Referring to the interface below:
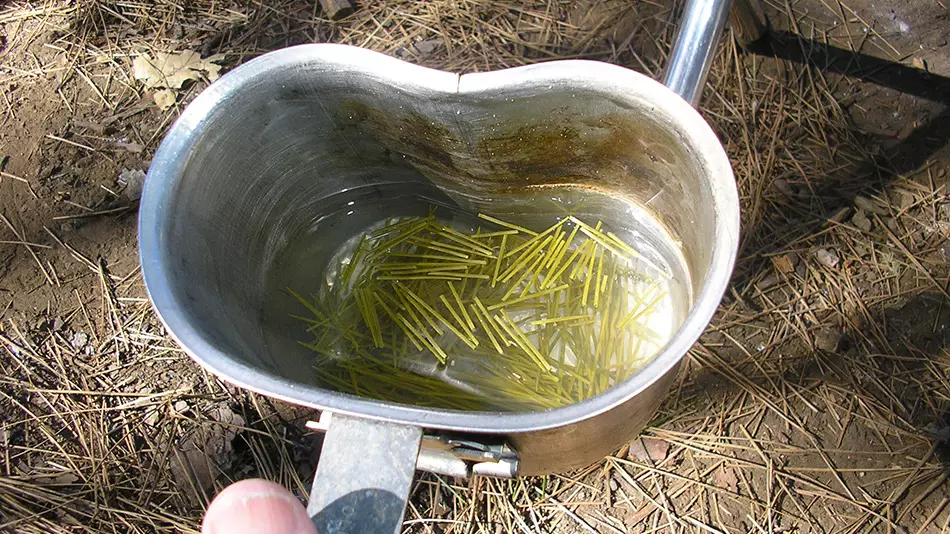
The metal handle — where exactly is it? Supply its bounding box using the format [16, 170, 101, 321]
[663, 0, 735, 106]
[308, 413, 422, 534]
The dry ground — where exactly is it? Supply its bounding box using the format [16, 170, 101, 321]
[2, 0, 950, 532]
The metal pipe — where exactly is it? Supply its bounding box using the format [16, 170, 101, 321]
[663, 0, 735, 107]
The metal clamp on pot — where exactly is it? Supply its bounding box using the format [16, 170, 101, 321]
[307, 411, 520, 482]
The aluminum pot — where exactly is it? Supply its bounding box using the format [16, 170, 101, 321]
[139, 41, 738, 532]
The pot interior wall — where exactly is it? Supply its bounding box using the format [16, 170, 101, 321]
[155, 58, 721, 409]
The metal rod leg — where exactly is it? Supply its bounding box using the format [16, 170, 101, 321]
[663, 0, 734, 107]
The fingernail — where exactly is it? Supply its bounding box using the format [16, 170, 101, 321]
[204, 482, 314, 534]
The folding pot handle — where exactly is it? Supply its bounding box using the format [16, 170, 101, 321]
[307, 413, 422, 534]
[663, 0, 734, 106]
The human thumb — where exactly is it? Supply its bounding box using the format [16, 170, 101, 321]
[202, 478, 317, 534]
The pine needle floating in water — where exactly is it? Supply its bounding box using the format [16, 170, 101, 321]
[289, 212, 676, 411]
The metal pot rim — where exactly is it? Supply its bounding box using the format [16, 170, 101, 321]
[139, 43, 739, 434]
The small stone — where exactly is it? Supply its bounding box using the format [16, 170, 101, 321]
[52, 472, 79, 484]
[773, 178, 796, 196]
[814, 248, 839, 269]
[830, 207, 851, 223]
[69, 332, 88, 349]
[814, 327, 841, 352]
[794, 256, 807, 277]
[52, 318, 63, 331]
[113, 139, 144, 153]
[413, 39, 441, 55]
[117, 168, 146, 201]
[852, 210, 872, 232]
[173, 400, 188, 413]
[890, 189, 915, 210]
[143, 408, 160, 427]
[756, 274, 781, 291]
[854, 195, 887, 215]
[15, 461, 30, 476]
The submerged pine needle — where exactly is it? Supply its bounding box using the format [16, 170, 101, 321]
[503, 241, 551, 300]
[448, 282, 475, 330]
[290, 210, 676, 411]
[493, 312, 546, 371]
[500, 235, 553, 283]
[472, 229, 520, 239]
[472, 303, 505, 354]
[474, 296, 512, 347]
[439, 295, 477, 343]
[477, 213, 538, 236]
[492, 233, 507, 287]
[487, 284, 570, 311]
[530, 314, 593, 326]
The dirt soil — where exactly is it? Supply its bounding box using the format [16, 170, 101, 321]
[2, 0, 950, 533]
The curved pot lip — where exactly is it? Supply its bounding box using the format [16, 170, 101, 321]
[139, 43, 739, 434]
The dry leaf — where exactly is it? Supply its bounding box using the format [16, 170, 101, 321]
[772, 254, 796, 274]
[627, 437, 670, 463]
[169, 402, 245, 504]
[152, 88, 177, 110]
[133, 51, 223, 91]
